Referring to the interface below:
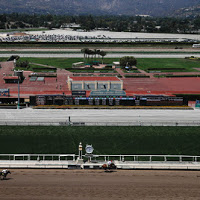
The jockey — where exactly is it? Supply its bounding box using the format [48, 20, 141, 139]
[2, 169, 7, 174]
[107, 160, 112, 166]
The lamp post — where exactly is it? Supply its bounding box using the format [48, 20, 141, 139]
[17, 75, 20, 109]
[78, 142, 83, 160]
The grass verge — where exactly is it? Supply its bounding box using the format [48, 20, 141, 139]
[0, 42, 194, 48]
[137, 58, 200, 72]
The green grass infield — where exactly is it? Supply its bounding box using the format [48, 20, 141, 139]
[0, 126, 200, 155]
[2, 57, 200, 73]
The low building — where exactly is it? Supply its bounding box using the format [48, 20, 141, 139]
[72, 62, 85, 68]
[113, 62, 120, 68]
[3, 76, 19, 84]
[61, 23, 81, 29]
[3, 70, 24, 84]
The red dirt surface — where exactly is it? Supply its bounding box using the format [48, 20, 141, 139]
[1, 169, 200, 200]
[1, 61, 200, 98]
[123, 77, 200, 96]
[0, 62, 72, 98]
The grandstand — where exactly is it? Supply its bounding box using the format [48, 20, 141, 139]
[0, 61, 199, 107]
[67, 76, 123, 91]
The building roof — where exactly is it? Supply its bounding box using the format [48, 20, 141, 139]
[12, 32, 29, 36]
[73, 62, 84, 65]
[69, 77, 121, 81]
[3, 76, 18, 80]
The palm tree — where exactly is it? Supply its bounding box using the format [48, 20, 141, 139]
[85, 48, 91, 63]
[94, 49, 100, 61]
[99, 51, 107, 64]
[81, 48, 89, 63]
[96, 49, 101, 62]
[87, 49, 93, 63]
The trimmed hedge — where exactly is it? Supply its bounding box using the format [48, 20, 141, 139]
[166, 74, 200, 78]
[148, 67, 186, 71]
[124, 75, 150, 78]
[66, 67, 113, 71]
[32, 67, 57, 70]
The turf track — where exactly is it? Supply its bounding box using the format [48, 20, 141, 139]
[0, 126, 200, 155]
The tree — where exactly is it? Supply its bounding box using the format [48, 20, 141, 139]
[90, 49, 95, 62]
[11, 23, 17, 29]
[194, 16, 200, 30]
[16, 61, 29, 69]
[82, 15, 95, 31]
[120, 56, 137, 68]
[87, 49, 92, 62]
[16, 21, 25, 28]
[81, 48, 89, 63]
[0, 22, 5, 29]
[96, 49, 101, 61]
[94, 49, 98, 61]
[99, 51, 107, 64]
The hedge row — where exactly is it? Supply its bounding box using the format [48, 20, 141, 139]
[32, 67, 57, 70]
[66, 68, 113, 71]
[124, 75, 150, 78]
[154, 74, 200, 78]
[148, 68, 186, 71]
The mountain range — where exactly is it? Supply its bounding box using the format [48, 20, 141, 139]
[1, 0, 200, 16]
[173, 5, 200, 17]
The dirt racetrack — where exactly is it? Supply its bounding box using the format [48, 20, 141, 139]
[1, 169, 200, 200]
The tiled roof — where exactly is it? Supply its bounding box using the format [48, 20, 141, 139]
[70, 76, 120, 81]
[3, 76, 18, 80]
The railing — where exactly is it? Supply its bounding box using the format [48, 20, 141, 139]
[0, 154, 76, 161]
[94, 154, 200, 163]
[0, 154, 200, 163]
[0, 121, 200, 126]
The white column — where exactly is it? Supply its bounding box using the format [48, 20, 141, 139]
[108, 81, 111, 90]
[95, 81, 97, 90]
[79, 142, 83, 160]
[82, 81, 84, 90]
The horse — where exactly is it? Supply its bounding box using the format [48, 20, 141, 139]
[0, 171, 11, 180]
[102, 163, 116, 172]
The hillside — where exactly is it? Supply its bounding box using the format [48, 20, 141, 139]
[173, 5, 200, 17]
[1, 0, 200, 16]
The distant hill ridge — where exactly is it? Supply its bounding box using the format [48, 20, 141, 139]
[1, 0, 200, 16]
[173, 4, 200, 17]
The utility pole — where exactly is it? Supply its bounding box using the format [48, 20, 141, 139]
[17, 76, 20, 109]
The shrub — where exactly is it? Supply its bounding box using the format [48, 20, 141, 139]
[16, 61, 29, 69]
[120, 56, 137, 68]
